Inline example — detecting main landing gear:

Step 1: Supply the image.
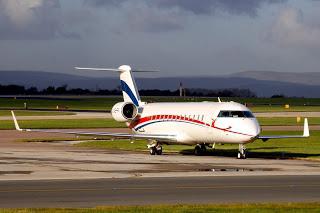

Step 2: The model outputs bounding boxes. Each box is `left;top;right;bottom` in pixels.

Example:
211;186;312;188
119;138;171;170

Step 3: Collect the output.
238;144;247;159
148;143;163;155
194;144;207;156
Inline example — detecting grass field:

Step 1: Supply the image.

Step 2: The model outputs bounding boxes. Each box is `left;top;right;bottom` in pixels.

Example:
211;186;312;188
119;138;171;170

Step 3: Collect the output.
0;119;125;130
251;105;320;112
1;96;320;112
0;97;121;111
76;130;320;159
1;203;320;212
257;117;320;126
0;110;75;116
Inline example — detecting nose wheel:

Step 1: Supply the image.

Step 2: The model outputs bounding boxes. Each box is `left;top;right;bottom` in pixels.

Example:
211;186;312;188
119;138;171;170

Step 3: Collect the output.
237;144;246;159
148;143;163;155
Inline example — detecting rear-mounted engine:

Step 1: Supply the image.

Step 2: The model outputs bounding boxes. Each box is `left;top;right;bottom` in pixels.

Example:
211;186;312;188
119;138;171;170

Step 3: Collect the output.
111;102;138;122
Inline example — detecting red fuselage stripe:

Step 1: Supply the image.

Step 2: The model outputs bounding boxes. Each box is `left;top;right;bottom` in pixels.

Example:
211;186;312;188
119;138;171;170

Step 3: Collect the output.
131;115;254;137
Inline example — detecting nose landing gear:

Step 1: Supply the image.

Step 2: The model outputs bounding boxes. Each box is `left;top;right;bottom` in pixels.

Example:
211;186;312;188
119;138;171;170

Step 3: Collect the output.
148;142;163;155
237;144;246;159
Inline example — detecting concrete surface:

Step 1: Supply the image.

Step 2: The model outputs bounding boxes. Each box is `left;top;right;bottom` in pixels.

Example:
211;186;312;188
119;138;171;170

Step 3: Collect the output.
1;130;320;181
1;129;320;207
0;176;320;207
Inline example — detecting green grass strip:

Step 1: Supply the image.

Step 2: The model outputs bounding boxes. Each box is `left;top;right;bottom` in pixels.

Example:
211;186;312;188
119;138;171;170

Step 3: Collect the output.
258;117;320;126
1;96;320;112
0;119;125;129
0;110;74;116
1;203;320;213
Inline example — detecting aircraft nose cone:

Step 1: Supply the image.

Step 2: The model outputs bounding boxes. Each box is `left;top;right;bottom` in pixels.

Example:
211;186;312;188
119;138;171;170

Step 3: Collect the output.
252;121;261;137
246;119;261;138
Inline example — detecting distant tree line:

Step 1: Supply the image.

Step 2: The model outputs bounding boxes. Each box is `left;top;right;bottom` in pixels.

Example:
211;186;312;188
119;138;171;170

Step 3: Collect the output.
0;84;256;98
185;88;256;98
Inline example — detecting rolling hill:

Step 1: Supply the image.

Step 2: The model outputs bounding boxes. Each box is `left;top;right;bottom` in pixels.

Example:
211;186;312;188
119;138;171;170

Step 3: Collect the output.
0;70;319;97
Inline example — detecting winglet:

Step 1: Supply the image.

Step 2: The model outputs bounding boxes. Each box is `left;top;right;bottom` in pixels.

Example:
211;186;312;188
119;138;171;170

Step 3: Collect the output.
218;97;221;103
303;118;309;137
11;111;22;131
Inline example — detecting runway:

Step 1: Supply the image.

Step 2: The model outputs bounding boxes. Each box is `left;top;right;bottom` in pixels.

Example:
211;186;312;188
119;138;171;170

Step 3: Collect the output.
0;175;319;208
1;127;320;208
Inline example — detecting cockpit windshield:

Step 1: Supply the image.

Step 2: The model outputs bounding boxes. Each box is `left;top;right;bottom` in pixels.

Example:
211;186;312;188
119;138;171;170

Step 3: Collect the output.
218;111;254;118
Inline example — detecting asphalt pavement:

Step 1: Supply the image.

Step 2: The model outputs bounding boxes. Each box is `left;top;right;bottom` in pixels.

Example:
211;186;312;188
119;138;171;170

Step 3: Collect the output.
0;175;319;208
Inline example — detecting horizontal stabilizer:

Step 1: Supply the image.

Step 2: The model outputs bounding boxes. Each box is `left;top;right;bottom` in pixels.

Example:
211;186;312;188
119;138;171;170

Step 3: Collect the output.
75;66;159;72
75;67;121;72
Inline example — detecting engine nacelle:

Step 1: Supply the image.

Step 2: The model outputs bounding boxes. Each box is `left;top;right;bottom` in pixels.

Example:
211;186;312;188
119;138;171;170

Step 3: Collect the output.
111;102;138;122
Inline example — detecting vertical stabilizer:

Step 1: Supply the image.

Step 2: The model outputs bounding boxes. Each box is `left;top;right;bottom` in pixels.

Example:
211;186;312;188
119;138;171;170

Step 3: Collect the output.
75;65;143;106
118;65;141;106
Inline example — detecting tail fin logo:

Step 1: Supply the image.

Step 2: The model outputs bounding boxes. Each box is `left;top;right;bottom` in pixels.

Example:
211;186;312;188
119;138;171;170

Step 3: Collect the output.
120;80;139;106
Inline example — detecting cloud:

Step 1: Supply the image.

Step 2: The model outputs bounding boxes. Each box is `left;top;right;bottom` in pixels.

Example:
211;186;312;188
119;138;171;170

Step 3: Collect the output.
86;0;286;16
268;8;320;48
0;0;80;40
84;0;287;33
83;0;127;7
83;0;186;33
155;0;287;16
123;2;185;33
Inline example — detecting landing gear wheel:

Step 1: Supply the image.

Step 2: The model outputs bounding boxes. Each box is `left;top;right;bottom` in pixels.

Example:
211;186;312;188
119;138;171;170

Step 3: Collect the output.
194;145;202;156
194;144;206;156
149;147;157;155
237;152;246;159
156;145;163;155
237;144;247;159
201;144;206;154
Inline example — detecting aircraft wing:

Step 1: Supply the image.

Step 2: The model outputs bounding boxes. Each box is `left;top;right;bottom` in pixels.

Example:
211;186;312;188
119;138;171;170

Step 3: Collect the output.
11;111;177;142
258;118;310;142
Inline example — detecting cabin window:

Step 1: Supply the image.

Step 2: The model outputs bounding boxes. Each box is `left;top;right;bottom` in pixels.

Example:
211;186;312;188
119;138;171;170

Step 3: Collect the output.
201;115;204;121
243;111;254;118
218;111;254;118
230;111;244;117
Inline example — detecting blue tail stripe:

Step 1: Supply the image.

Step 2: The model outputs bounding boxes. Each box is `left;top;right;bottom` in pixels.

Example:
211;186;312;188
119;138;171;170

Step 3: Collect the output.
120;80;139;106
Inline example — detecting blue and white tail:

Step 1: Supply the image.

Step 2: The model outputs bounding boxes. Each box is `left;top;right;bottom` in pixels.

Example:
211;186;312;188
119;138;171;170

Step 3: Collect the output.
118;65;141;106
75;65;142;106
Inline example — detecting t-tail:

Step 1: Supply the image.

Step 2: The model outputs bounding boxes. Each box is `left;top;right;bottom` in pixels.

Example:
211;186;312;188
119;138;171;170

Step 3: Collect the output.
75;65;147;106
118;65;141;106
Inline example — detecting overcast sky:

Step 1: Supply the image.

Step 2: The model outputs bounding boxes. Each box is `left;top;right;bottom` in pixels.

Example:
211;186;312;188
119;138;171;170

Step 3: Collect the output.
0;0;320;77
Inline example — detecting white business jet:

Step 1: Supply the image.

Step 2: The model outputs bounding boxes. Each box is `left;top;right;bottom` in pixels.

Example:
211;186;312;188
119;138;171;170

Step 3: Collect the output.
11;65;310;159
